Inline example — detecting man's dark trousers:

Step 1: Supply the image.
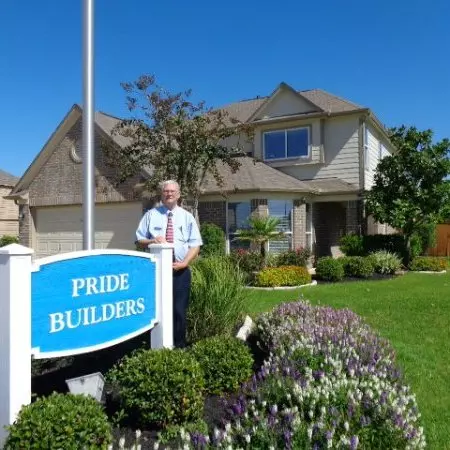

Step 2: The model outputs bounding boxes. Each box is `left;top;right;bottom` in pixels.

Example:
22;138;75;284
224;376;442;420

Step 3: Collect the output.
172;267;191;348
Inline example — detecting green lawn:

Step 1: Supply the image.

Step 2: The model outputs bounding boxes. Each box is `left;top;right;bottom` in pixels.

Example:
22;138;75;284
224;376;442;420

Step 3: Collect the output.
244;273;450;450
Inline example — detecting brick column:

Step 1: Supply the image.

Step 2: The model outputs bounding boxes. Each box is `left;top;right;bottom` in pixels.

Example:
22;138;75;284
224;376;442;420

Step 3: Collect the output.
18;205;34;248
198;201;227;232
250;199;268;217
292;199;306;249
346;201;360;234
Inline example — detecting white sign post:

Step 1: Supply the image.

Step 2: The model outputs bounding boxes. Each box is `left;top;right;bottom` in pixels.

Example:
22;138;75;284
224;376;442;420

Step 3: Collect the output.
0;242;173;446
0;244;33;447
149;243;174;349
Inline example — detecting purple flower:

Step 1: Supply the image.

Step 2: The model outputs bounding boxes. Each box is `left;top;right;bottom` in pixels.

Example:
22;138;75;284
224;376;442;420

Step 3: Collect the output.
350;435;359;449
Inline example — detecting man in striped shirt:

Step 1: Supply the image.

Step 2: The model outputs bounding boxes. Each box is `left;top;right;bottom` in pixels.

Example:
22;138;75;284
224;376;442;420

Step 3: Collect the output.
136;180;203;348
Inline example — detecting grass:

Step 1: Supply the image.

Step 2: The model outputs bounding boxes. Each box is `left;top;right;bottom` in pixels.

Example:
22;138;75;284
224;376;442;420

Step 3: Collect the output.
244;272;450;450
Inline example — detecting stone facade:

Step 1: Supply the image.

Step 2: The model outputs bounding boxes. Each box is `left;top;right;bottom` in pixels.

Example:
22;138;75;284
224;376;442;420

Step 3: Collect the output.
292;200;306;249
250;199;268;217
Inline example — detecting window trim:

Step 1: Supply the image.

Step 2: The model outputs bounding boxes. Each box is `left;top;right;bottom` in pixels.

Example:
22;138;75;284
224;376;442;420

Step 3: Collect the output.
263;126;311;161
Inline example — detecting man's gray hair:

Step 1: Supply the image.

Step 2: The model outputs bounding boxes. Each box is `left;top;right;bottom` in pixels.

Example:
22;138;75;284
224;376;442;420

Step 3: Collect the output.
160;180;180;192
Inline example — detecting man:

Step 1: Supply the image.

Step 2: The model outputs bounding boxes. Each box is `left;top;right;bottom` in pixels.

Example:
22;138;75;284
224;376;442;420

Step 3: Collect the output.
135;180;202;348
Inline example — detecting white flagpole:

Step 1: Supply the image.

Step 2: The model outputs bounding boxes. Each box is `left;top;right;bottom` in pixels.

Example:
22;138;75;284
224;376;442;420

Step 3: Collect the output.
82;0;95;250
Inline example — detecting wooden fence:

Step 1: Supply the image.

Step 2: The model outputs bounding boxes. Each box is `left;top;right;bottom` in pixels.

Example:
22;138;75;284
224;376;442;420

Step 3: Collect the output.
427;224;450;256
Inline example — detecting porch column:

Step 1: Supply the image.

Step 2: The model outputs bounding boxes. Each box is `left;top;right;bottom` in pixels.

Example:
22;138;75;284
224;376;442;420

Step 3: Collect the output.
346;200;360;234
250;199;268;217
292;199;306;249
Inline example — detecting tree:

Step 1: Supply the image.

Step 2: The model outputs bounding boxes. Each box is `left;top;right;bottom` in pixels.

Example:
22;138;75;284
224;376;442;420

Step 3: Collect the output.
103;75;253;217
365;125;450;265
234;216;286;264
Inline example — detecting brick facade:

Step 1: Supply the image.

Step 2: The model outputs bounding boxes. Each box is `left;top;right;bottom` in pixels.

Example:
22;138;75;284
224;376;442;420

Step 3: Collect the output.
28;118;140;208
198;201;226;231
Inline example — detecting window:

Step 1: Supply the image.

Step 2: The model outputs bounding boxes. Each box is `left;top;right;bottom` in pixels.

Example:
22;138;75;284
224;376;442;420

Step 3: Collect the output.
227;201;251;251
267;200;292;254
264;127;309;160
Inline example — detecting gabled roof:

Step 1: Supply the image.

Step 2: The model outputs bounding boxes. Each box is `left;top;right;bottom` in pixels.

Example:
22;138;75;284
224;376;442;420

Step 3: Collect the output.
9;105;130;197
0;169;18;187
200;156;315;195
219;84;366;123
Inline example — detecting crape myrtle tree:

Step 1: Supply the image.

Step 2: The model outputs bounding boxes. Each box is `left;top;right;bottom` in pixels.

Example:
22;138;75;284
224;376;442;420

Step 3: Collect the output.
365;125;450;265
103;75;254;218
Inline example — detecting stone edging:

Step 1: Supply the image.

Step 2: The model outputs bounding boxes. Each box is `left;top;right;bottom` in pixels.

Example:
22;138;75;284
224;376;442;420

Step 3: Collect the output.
244;280;318;291
410;270;447;274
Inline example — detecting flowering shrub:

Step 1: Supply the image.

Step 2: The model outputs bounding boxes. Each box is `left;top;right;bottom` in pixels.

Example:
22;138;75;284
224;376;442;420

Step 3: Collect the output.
409;256;447;272
163;301;426;449
275;247;311;267
229;249;264;282
315;257;345;281
369;250;403;275
255;266;312;287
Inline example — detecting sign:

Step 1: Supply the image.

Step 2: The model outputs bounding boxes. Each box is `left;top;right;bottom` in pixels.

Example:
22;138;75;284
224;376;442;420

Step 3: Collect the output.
0;243;173;446
31;251;157;358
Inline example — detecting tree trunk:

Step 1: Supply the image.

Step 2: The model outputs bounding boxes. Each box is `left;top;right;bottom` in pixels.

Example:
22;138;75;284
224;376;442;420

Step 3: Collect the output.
260;241;266;268
404;234;412;268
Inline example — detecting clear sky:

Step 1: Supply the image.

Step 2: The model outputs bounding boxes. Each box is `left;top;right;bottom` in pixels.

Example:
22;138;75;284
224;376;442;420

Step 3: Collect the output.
1;0;449;177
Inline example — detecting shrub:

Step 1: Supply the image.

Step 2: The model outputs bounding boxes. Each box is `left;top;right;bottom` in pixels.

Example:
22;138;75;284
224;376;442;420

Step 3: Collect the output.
106;348;204;427
190;336;254;395
315;256;344;281
369;250;403;274
339;233;364;256
275;247;311;267
187;256;247;343
255;265;311;287
199;223;225;257
0;235;19;247
5;393;112;449
229;249;264;282
409;256;447;272
340;255;374;278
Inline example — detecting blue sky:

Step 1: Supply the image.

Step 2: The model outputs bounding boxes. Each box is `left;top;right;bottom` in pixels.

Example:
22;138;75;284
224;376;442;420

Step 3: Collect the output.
1;0;449;177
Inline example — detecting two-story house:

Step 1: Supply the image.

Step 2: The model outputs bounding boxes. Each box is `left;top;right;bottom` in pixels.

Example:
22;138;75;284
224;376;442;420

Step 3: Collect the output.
6;82;394;259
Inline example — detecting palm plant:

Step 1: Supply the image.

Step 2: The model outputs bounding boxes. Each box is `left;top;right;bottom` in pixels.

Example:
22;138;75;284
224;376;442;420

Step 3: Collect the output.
234;216;286;264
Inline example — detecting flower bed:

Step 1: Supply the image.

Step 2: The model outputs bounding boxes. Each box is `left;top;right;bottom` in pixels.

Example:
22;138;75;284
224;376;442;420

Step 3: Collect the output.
158;301;426;449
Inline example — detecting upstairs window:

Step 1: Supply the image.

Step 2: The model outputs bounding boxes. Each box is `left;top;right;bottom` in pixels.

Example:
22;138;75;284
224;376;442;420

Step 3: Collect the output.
263;127;310;160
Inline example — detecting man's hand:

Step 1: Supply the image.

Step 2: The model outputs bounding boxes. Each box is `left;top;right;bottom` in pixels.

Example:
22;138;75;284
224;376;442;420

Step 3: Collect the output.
154;236;167;244
173;261;188;271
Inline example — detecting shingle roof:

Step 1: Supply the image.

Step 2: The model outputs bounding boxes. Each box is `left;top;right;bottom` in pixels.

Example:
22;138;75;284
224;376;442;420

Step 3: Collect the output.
219;89;366;123
301;178;359;194
200;157;314;194
0;169;19;187
95;111;132;148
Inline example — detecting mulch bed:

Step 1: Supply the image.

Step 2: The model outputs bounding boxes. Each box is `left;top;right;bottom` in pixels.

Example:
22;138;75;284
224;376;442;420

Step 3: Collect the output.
32;332;266;449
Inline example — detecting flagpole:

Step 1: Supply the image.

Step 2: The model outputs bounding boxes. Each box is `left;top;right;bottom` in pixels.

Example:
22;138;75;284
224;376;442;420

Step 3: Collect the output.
82;0;95;250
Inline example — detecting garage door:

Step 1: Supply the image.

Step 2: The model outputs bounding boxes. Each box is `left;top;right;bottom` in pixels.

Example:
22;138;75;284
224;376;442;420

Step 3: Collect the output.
35;203;143;258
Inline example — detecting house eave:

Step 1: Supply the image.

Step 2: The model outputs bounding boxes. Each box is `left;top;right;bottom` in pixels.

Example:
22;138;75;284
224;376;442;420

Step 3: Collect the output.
251;108;369;126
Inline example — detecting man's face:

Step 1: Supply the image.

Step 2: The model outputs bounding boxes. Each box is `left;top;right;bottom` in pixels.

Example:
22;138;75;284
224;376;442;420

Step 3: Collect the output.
162;183;180;208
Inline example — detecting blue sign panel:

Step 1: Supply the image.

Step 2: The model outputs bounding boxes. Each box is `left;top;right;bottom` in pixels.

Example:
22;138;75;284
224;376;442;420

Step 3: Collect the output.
31;253;156;357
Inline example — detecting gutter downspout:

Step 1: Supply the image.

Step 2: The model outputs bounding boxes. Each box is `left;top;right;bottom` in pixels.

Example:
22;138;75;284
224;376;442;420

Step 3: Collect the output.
359;116;368;235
